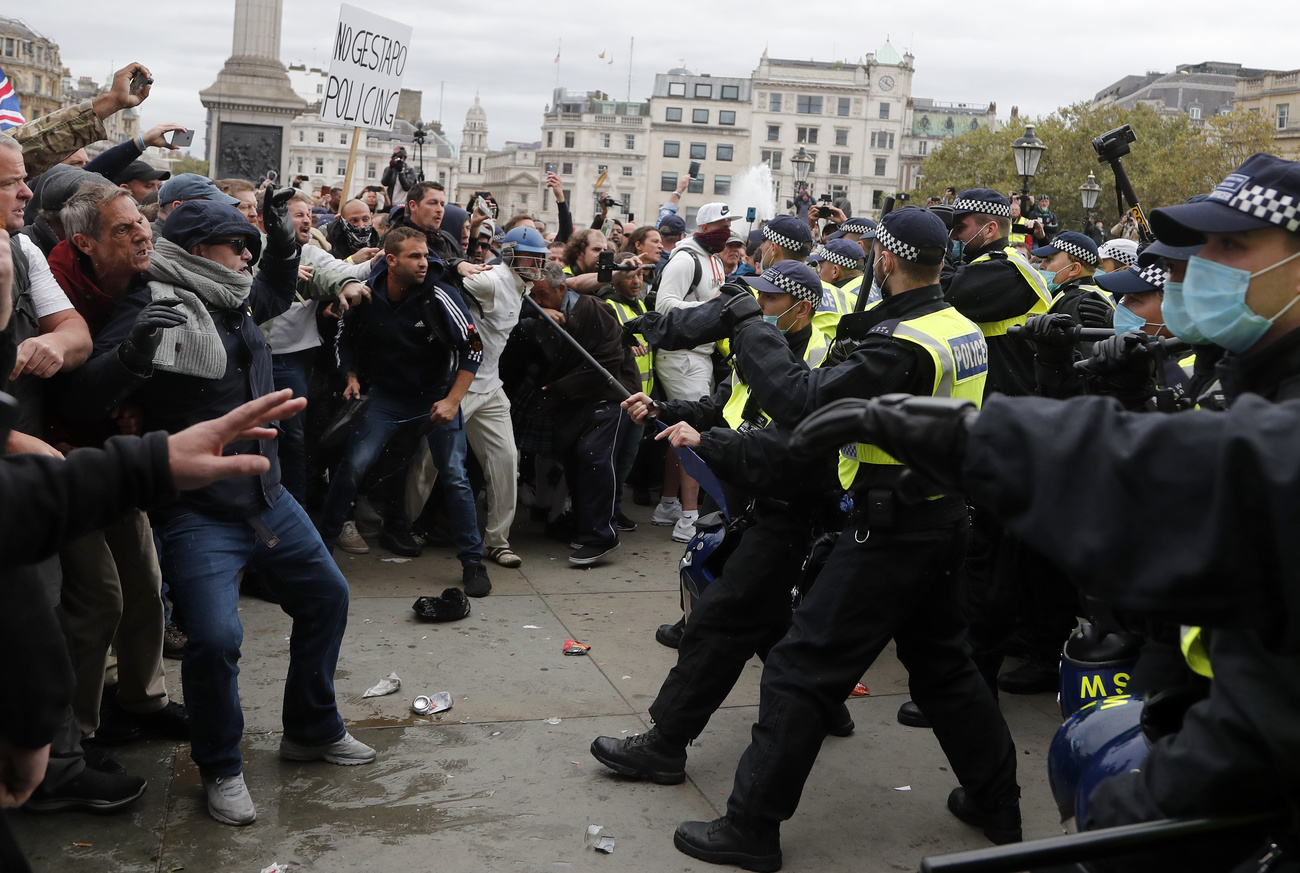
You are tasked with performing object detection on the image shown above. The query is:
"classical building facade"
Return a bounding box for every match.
[537,88,650,231]
[483,141,542,225]
[0,17,62,124]
[900,99,999,192]
[1234,69,1300,160]
[1093,61,1274,120]
[456,97,489,204]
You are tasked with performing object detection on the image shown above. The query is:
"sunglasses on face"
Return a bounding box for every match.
[208,237,250,255]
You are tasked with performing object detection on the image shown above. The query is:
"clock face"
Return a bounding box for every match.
[879,75,895,92]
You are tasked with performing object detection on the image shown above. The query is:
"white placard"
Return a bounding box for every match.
[320,3,413,130]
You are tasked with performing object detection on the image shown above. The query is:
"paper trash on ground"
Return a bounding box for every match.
[362,672,401,698]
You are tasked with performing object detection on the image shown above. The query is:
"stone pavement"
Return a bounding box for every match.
[7,502,1067,872]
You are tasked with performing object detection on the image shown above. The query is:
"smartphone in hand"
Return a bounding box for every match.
[167,129,195,148]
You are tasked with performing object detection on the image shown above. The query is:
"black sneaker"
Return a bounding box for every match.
[827,702,855,737]
[655,617,685,649]
[138,701,190,740]
[614,510,637,532]
[81,743,127,776]
[897,700,932,728]
[462,563,492,598]
[569,540,618,565]
[673,816,782,872]
[25,767,147,814]
[996,658,1060,695]
[590,726,687,784]
[947,787,1022,845]
[379,527,423,557]
[93,703,143,747]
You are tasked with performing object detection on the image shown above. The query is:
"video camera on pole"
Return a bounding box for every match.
[1092,124,1153,244]
[596,249,642,283]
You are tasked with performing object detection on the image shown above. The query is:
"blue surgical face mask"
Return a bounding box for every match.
[1182,251,1300,353]
[762,301,800,334]
[1160,280,1208,344]
[1037,268,1061,294]
[1094,266,1108,275]
[1113,303,1148,335]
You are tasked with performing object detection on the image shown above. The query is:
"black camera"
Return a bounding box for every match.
[1092,124,1137,164]
[596,250,642,283]
[600,194,626,210]
[819,193,833,203]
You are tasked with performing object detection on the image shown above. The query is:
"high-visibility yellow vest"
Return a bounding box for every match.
[1180,625,1213,679]
[813,275,864,338]
[722,325,830,432]
[605,297,654,395]
[1047,281,1116,313]
[969,245,1053,338]
[838,306,988,489]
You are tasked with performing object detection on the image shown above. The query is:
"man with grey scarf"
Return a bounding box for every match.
[64,188,375,828]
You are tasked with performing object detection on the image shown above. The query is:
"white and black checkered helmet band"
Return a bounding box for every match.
[1137,263,1169,290]
[1099,243,1138,267]
[952,198,1011,219]
[760,268,821,305]
[1051,238,1098,266]
[811,245,862,270]
[876,222,920,262]
[1227,184,1300,234]
[762,224,810,254]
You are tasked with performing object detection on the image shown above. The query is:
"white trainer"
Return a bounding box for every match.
[336,520,370,554]
[651,499,683,526]
[671,515,697,543]
[280,731,377,765]
[203,772,256,826]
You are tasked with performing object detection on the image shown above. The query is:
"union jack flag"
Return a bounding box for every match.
[0,66,26,130]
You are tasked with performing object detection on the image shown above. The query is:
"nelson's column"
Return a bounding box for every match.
[199,0,307,181]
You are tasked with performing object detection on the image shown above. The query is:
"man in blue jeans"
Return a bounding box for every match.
[321,226,491,596]
[63,191,375,827]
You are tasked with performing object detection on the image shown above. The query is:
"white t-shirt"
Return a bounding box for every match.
[16,234,74,317]
[461,263,523,395]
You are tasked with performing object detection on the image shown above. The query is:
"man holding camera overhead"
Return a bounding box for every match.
[382,146,419,208]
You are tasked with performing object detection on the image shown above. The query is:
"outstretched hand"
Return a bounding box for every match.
[167,389,306,490]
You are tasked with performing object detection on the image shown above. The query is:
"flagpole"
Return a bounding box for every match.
[627,36,634,102]
[554,39,561,89]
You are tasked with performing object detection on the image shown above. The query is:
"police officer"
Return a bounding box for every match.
[1035,231,1114,326]
[809,239,868,338]
[834,215,877,245]
[790,153,1300,873]
[755,215,813,270]
[671,207,1020,872]
[589,261,846,783]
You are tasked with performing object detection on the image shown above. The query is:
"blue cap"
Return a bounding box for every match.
[1030,231,1099,267]
[952,188,1011,218]
[157,173,240,207]
[1095,261,1169,297]
[839,216,877,234]
[761,215,813,253]
[810,238,866,268]
[657,213,687,235]
[161,200,263,262]
[746,260,822,306]
[875,206,949,263]
[1151,154,1300,246]
[1141,194,1209,265]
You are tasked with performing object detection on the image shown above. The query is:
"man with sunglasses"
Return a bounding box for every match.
[65,188,374,828]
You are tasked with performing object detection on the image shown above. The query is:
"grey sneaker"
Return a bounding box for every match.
[203,773,256,826]
[280,731,376,765]
[336,520,370,554]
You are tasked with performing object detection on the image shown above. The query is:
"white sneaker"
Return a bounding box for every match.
[203,773,256,826]
[336,520,370,554]
[651,499,683,526]
[280,730,377,765]
[671,514,697,543]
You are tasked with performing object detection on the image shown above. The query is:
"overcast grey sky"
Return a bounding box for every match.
[21,0,1300,157]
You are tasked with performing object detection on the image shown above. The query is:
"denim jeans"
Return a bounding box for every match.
[272,349,314,505]
[154,493,349,778]
[321,389,483,566]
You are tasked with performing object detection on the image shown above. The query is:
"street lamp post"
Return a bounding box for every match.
[791,146,813,197]
[412,122,428,182]
[1079,171,1101,234]
[1010,124,1046,198]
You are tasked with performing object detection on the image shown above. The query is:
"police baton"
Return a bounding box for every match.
[851,195,897,314]
[521,294,636,405]
[1006,324,1114,343]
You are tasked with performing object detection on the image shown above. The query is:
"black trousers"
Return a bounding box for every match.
[561,402,628,547]
[648,505,811,742]
[726,514,1020,832]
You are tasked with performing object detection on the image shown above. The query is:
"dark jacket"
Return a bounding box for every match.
[388,208,464,267]
[58,247,301,522]
[335,256,481,402]
[381,159,419,204]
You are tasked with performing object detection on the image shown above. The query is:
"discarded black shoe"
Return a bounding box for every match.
[827,702,855,737]
[947,787,1023,845]
[997,658,1060,695]
[462,563,492,598]
[412,587,471,622]
[897,700,932,728]
[655,617,685,649]
[590,726,687,784]
[673,816,782,872]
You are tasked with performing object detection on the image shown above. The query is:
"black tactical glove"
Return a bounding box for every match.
[719,283,762,332]
[120,297,187,373]
[791,394,979,493]
[1077,332,1155,403]
[1023,312,1078,367]
[262,186,299,260]
[1077,294,1115,329]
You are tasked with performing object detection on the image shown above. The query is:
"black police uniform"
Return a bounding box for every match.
[715,281,1019,836]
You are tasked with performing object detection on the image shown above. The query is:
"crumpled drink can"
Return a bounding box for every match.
[563,639,591,655]
[412,695,435,715]
[411,691,453,715]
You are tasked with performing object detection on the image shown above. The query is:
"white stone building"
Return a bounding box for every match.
[483,141,542,226]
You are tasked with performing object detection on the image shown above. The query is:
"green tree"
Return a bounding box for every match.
[170,152,209,177]
[916,103,1277,234]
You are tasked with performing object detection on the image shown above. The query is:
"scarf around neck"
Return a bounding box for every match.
[145,237,254,379]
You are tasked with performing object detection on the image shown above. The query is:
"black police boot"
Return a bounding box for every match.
[673,815,782,872]
[655,617,685,649]
[589,725,687,784]
[897,700,932,728]
[827,702,855,737]
[996,658,1059,694]
[947,787,1022,845]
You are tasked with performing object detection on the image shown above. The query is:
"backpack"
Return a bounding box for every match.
[644,248,702,312]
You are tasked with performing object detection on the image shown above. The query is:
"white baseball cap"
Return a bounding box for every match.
[1097,238,1139,266]
[696,202,742,226]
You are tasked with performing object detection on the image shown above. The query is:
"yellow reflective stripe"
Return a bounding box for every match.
[1180,626,1213,679]
[722,326,830,430]
[606,299,654,393]
[971,246,1052,338]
